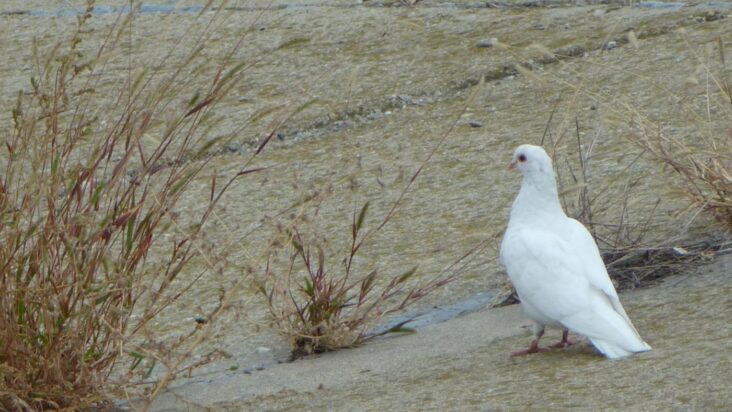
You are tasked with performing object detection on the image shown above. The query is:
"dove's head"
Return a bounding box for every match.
[508,144,553,177]
[507,144,562,215]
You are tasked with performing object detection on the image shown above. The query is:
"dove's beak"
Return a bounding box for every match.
[507,160,517,170]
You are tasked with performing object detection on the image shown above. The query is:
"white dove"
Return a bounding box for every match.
[499,144,651,359]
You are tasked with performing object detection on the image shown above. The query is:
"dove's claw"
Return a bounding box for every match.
[511,340,547,356]
[549,340,576,349]
[549,330,577,349]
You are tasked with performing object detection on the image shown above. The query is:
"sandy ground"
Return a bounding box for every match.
[144,252,732,410]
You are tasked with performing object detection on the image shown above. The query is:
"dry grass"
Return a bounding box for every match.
[607,36,732,285]
[631,75,732,228]
[624,37,732,226]
[609,32,732,282]
[258,202,454,357]
[630,128,732,226]
[0,1,266,408]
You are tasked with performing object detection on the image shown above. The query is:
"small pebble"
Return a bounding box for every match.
[702,11,725,22]
[476,38,498,48]
[468,120,484,128]
[554,44,585,58]
[603,41,617,50]
[255,346,271,354]
[224,142,242,153]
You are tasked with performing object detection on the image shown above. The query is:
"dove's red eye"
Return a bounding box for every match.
[518,154,527,162]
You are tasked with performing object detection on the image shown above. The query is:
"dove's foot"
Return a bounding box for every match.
[549,330,577,349]
[549,340,577,349]
[511,340,547,356]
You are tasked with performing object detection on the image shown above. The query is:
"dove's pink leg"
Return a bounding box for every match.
[511,329,547,356]
[549,329,577,349]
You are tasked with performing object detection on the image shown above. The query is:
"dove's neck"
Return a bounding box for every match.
[510,172,566,222]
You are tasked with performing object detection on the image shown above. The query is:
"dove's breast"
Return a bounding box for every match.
[500,223,594,325]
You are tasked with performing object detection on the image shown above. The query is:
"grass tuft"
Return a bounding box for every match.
[0,1,262,407]
[259,203,452,358]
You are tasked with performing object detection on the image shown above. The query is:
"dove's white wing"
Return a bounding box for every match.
[565,218,641,333]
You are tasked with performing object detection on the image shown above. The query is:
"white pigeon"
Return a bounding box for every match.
[499,144,651,359]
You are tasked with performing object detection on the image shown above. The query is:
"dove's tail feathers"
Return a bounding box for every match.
[560,292,651,360]
[583,327,651,360]
[586,309,652,360]
[590,337,651,360]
